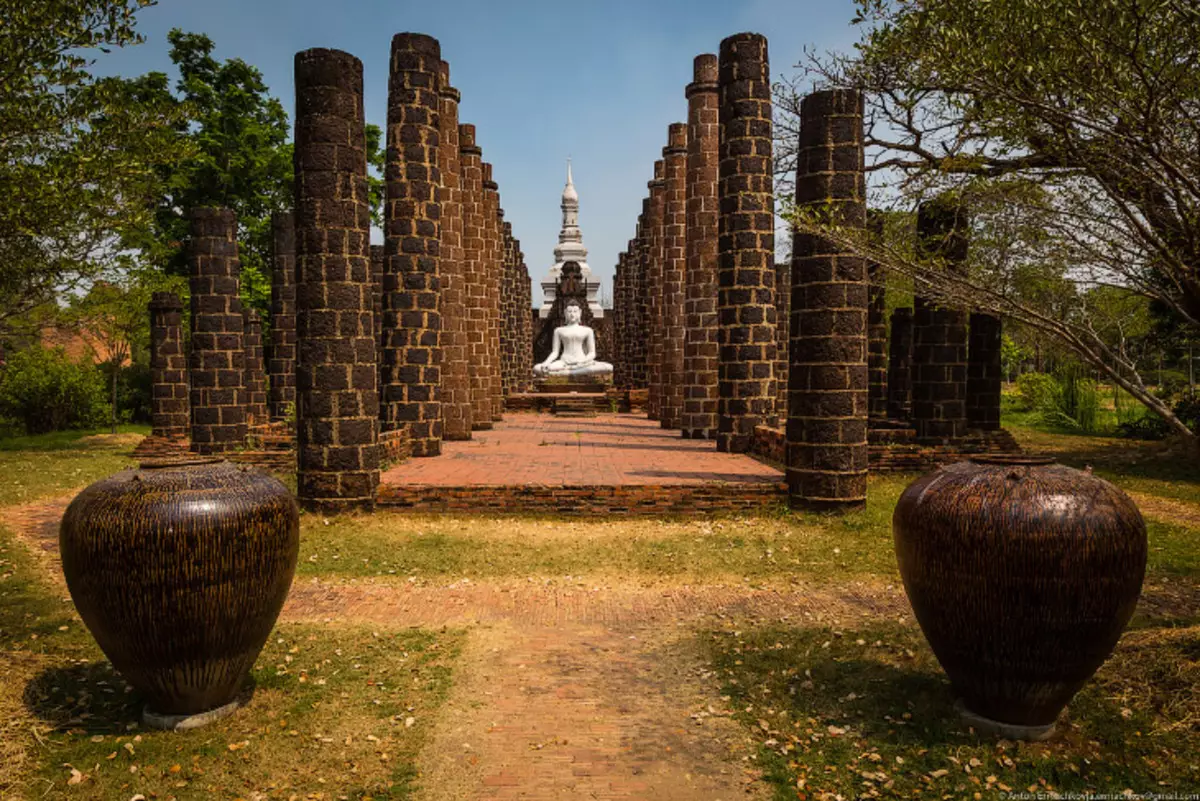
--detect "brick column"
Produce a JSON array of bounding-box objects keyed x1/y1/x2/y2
[
  {"x1": 371, "y1": 244, "x2": 384, "y2": 414},
  {"x1": 293, "y1": 47, "x2": 379, "y2": 511},
  {"x1": 646, "y1": 160, "x2": 666, "y2": 421},
  {"x1": 381, "y1": 33, "x2": 442, "y2": 456},
  {"x1": 459, "y1": 124, "x2": 493, "y2": 428},
  {"x1": 243, "y1": 308, "x2": 269, "y2": 426},
  {"x1": 520, "y1": 259, "x2": 533, "y2": 392},
  {"x1": 788, "y1": 88, "x2": 868, "y2": 510},
  {"x1": 438, "y1": 62, "x2": 472, "y2": 439},
  {"x1": 629, "y1": 220, "x2": 649, "y2": 390},
  {"x1": 716, "y1": 33, "x2": 776, "y2": 454},
  {"x1": 268, "y1": 211, "x2": 296, "y2": 421},
  {"x1": 149, "y1": 292, "x2": 189, "y2": 440},
  {"x1": 867, "y1": 215, "x2": 889, "y2": 419},
  {"x1": 482, "y1": 162, "x2": 503, "y2": 420},
  {"x1": 967, "y1": 312, "x2": 1002, "y2": 430},
  {"x1": 886, "y1": 307, "x2": 913, "y2": 420},
  {"x1": 188, "y1": 207, "x2": 246, "y2": 454},
  {"x1": 661, "y1": 123, "x2": 688, "y2": 430},
  {"x1": 912, "y1": 198, "x2": 969, "y2": 444},
  {"x1": 500, "y1": 216, "x2": 516, "y2": 397}
]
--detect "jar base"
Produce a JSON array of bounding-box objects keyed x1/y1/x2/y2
[
  {"x1": 956, "y1": 701, "x2": 1057, "y2": 741},
  {"x1": 143, "y1": 698, "x2": 243, "y2": 731}
]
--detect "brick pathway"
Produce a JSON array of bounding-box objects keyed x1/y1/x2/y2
[{"x1": 379, "y1": 414, "x2": 784, "y2": 486}]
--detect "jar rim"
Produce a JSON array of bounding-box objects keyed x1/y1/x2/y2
[
  {"x1": 138, "y1": 456, "x2": 225, "y2": 470},
  {"x1": 969, "y1": 453, "x2": 1056, "y2": 466}
]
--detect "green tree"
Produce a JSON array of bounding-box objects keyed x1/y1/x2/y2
[
  {"x1": 786, "y1": 0, "x2": 1200, "y2": 445},
  {"x1": 124, "y1": 29, "x2": 293, "y2": 318},
  {"x1": 0, "y1": 0, "x2": 188, "y2": 340}
]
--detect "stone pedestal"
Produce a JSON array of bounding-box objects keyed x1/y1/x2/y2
[
  {"x1": 716, "y1": 33, "x2": 776, "y2": 453},
  {"x1": 293, "y1": 47, "x2": 379, "y2": 511},
  {"x1": 381, "y1": 33, "x2": 443, "y2": 456},
  {"x1": 149, "y1": 292, "x2": 189, "y2": 440},
  {"x1": 188, "y1": 207, "x2": 247, "y2": 454}
]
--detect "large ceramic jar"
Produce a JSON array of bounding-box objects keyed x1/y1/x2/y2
[
  {"x1": 60, "y1": 457, "x2": 299, "y2": 728},
  {"x1": 893, "y1": 455, "x2": 1146, "y2": 739}
]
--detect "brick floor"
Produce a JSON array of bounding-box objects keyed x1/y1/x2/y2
[{"x1": 379, "y1": 414, "x2": 784, "y2": 487}]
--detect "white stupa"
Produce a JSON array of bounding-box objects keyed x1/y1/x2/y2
[{"x1": 539, "y1": 159, "x2": 603, "y2": 318}]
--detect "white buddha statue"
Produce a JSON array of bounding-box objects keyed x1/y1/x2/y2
[{"x1": 534, "y1": 300, "x2": 613, "y2": 380}]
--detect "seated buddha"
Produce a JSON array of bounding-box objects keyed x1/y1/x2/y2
[{"x1": 533, "y1": 300, "x2": 613, "y2": 380}]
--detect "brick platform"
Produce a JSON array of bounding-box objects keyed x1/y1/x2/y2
[{"x1": 378, "y1": 414, "x2": 785, "y2": 514}]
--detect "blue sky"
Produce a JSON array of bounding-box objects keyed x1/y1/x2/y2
[{"x1": 93, "y1": 0, "x2": 864, "y2": 303}]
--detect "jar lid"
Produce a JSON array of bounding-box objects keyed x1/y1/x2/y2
[{"x1": 969, "y1": 454, "x2": 1056, "y2": 467}]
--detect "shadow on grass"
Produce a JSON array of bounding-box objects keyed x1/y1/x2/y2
[
  {"x1": 703, "y1": 621, "x2": 1200, "y2": 799},
  {"x1": 23, "y1": 661, "x2": 141, "y2": 735}
]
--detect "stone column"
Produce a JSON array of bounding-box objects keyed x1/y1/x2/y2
[
  {"x1": 867, "y1": 215, "x2": 889, "y2": 419},
  {"x1": 187, "y1": 207, "x2": 246, "y2": 454},
  {"x1": 371, "y1": 244, "x2": 384, "y2": 414},
  {"x1": 459, "y1": 124, "x2": 493, "y2": 428},
  {"x1": 482, "y1": 162, "x2": 503, "y2": 420},
  {"x1": 967, "y1": 312, "x2": 1002, "y2": 430},
  {"x1": 149, "y1": 292, "x2": 189, "y2": 440},
  {"x1": 268, "y1": 211, "x2": 296, "y2": 421},
  {"x1": 788, "y1": 88, "x2": 868, "y2": 511},
  {"x1": 887, "y1": 307, "x2": 914, "y2": 420},
  {"x1": 646, "y1": 161, "x2": 666, "y2": 421},
  {"x1": 661, "y1": 123, "x2": 688, "y2": 430},
  {"x1": 293, "y1": 47, "x2": 379, "y2": 511},
  {"x1": 381, "y1": 33, "x2": 442, "y2": 456},
  {"x1": 682, "y1": 59, "x2": 719, "y2": 437},
  {"x1": 520, "y1": 260, "x2": 533, "y2": 392},
  {"x1": 612, "y1": 251, "x2": 627, "y2": 388},
  {"x1": 716, "y1": 33, "x2": 776, "y2": 454},
  {"x1": 912, "y1": 198, "x2": 969, "y2": 444},
  {"x1": 243, "y1": 308, "x2": 269, "y2": 426},
  {"x1": 500, "y1": 216, "x2": 516, "y2": 397},
  {"x1": 437, "y1": 63, "x2": 472, "y2": 438}
]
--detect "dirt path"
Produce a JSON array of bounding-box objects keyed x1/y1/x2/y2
[{"x1": 1128, "y1": 491, "x2": 1200, "y2": 530}]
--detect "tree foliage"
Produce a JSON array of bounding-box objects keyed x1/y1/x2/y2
[
  {"x1": 785, "y1": 0, "x2": 1200, "y2": 443},
  {"x1": 0, "y1": 0, "x2": 188, "y2": 339}
]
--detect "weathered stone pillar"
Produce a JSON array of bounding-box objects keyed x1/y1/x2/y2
[
  {"x1": 437, "y1": 62, "x2": 472, "y2": 439},
  {"x1": 371, "y1": 244, "x2": 384, "y2": 415},
  {"x1": 716, "y1": 33, "x2": 776, "y2": 454},
  {"x1": 459, "y1": 124, "x2": 493, "y2": 428},
  {"x1": 293, "y1": 47, "x2": 379, "y2": 511},
  {"x1": 630, "y1": 207, "x2": 650, "y2": 390},
  {"x1": 912, "y1": 198, "x2": 969, "y2": 444},
  {"x1": 243, "y1": 308, "x2": 269, "y2": 426},
  {"x1": 661, "y1": 123, "x2": 688, "y2": 430},
  {"x1": 867, "y1": 215, "x2": 889, "y2": 419},
  {"x1": 787, "y1": 88, "x2": 868, "y2": 511},
  {"x1": 382, "y1": 33, "x2": 442, "y2": 456},
  {"x1": 646, "y1": 160, "x2": 666, "y2": 421},
  {"x1": 681, "y1": 54, "x2": 719, "y2": 439},
  {"x1": 149, "y1": 291, "x2": 189, "y2": 440},
  {"x1": 188, "y1": 207, "x2": 246, "y2": 454},
  {"x1": 967, "y1": 312, "x2": 1002, "y2": 430},
  {"x1": 268, "y1": 211, "x2": 296, "y2": 421},
  {"x1": 481, "y1": 162, "x2": 503, "y2": 420},
  {"x1": 887, "y1": 307, "x2": 914, "y2": 420},
  {"x1": 500, "y1": 216, "x2": 516, "y2": 397},
  {"x1": 613, "y1": 251, "x2": 629, "y2": 388}
]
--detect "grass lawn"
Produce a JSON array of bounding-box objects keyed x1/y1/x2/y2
[{"x1": 0, "y1": 417, "x2": 1197, "y2": 799}]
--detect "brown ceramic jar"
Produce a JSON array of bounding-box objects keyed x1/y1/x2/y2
[
  {"x1": 893, "y1": 454, "x2": 1146, "y2": 738},
  {"x1": 60, "y1": 457, "x2": 299, "y2": 725}
]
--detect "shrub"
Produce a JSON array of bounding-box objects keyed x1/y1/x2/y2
[
  {"x1": 0, "y1": 346, "x2": 110, "y2": 434},
  {"x1": 1042, "y1": 368, "x2": 1101, "y2": 434},
  {"x1": 1015, "y1": 372, "x2": 1056, "y2": 411}
]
